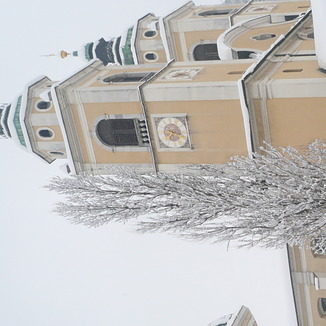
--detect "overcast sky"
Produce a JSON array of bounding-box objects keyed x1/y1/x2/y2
[{"x1": 0, "y1": 1, "x2": 297, "y2": 325}]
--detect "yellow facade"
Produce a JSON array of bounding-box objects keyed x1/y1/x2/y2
[
  {"x1": 5, "y1": 1, "x2": 326, "y2": 325},
  {"x1": 289, "y1": 245, "x2": 326, "y2": 326}
]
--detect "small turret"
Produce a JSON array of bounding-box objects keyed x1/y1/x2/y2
[
  {"x1": 59, "y1": 37, "x2": 121, "y2": 66},
  {"x1": 0, "y1": 103, "x2": 9, "y2": 138}
]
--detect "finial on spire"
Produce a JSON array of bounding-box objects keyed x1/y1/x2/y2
[{"x1": 40, "y1": 50, "x2": 73, "y2": 59}]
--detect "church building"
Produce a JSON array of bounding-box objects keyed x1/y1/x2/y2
[
  {"x1": 2, "y1": 0, "x2": 323, "y2": 175},
  {"x1": 2, "y1": 2, "x2": 326, "y2": 325}
]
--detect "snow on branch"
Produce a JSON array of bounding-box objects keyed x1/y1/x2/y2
[{"x1": 45, "y1": 140, "x2": 326, "y2": 251}]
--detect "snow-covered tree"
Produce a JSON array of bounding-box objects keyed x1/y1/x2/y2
[{"x1": 46, "y1": 141, "x2": 326, "y2": 251}]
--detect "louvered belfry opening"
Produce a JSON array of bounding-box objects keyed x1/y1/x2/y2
[
  {"x1": 193, "y1": 44, "x2": 220, "y2": 61},
  {"x1": 96, "y1": 119, "x2": 139, "y2": 146}
]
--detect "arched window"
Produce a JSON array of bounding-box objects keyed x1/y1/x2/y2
[
  {"x1": 144, "y1": 30, "x2": 157, "y2": 38},
  {"x1": 144, "y1": 52, "x2": 158, "y2": 61},
  {"x1": 103, "y1": 72, "x2": 154, "y2": 83},
  {"x1": 38, "y1": 128, "x2": 54, "y2": 139},
  {"x1": 193, "y1": 44, "x2": 220, "y2": 61},
  {"x1": 198, "y1": 9, "x2": 232, "y2": 16},
  {"x1": 36, "y1": 101, "x2": 51, "y2": 111},
  {"x1": 252, "y1": 33, "x2": 276, "y2": 41},
  {"x1": 96, "y1": 119, "x2": 139, "y2": 146}
]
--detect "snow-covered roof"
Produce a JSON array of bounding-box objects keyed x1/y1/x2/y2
[
  {"x1": 217, "y1": 14, "x2": 272, "y2": 60},
  {"x1": 159, "y1": 16, "x2": 172, "y2": 62},
  {"x1": 1, "y1": 104, "x2": 12, "y2": 138},
  {"x1": 20, "y1": 75, "x2": 48, "y2": 153},
  {"x1": 131, "y1": 13, "x2": 156, "y2": 65},
  {"x1": 7, "y1": 95, "x2": 27, "y2": 151}
]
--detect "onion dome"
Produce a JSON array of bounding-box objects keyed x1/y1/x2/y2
[
  {"x1": 59, "y1": 29, "x2": 137, "y2": 66},
  {"x1": 73, "y1": 38, "x2": 118, "y2": 65}
]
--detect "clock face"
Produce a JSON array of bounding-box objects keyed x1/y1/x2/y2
[{"x1": 157, "y1": 117, "x2": 188, "y2": 148}]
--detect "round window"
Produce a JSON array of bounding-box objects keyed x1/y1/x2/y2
[
  {"x1": 38, "y1": 128, "x2": 54, "y2": 139},
  {"x1": 36, "y1": 101, "x2": 51, "y2": 111},
  {"x1": 144, "y1": 30, "x2": 157, "y2": 38},
  {"x1": 144, "y1": 52, "x2": 158, "y2": 61},
  {"x1": 252, "y1": 33, "x2": 276, "y2": 41}
]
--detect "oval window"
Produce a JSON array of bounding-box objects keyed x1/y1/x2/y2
[
  {"x1": 198, "y1": 9, "x2": 232, "y2": 16},
  {"x1": 144, "y1": 30, "x2": 156, "y2": 38},
  {"x1": 36, "y1": 101, "x2": 51, "y2": 111},
  {"x1": 252, "y1": 33, "x2": 276, "y2": 41},
  {"x1": 145, "y1": 52, "x2": 158, "y2": 61},
  {"x1": 38, "y1": 128, "x2": 54, "y2": 139}
]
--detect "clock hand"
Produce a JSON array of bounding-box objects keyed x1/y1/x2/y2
[
  {"x1": 168, "y1": 131, "x2": 186, "y2": 139},
  {"x1": 165, "y1": 131, "x2": 173, "y2": 140}
]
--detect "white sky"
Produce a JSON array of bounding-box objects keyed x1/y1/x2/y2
[{"x1": 0, "y1": 1, "x2": 297, "y2": 325}]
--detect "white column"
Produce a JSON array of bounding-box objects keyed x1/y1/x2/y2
[{"x1": 310, "y1": 0, "x2": 326, "y2": 70}]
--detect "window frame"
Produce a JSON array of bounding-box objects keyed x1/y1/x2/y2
[
  {"x1": 92, "y1": 114, "x2": 150, "y2": 152},
  {"x1": 318, "y1": 298, "x2": 326, "y2": 317},
  {"x1": 35, "y1": 101, "x2": 52, "y2": 112},
  {"x1": 144, "y1": 52, "x2": 158, "y2": 62},
  {"x1": 251, "y1": 33, "x2": 277, "y2": 41},
  {"x1": 37, "y1": 127, "x2": 55, "y2": 140},
  {"x1": 193, "y1": 43, "x2": 220, "y2": 61},
  {"x1": 103, "y1": 72, "x2": 155, "y2": 84},
  {"x1": 96, "y1": 118, "x2": 140, "y2": 147},
  {"x1": 198, "y1": 9, "x2": 233, "y2": 17},
  {"x1": 143, "y1": 30, "x2": 157, "y2": 38}
]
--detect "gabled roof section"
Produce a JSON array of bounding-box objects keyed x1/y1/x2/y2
[
  {"x1": 22, "y1": 75, "x2": 55, "y2": 163},
  {"x1": 242, "y1": 10, "x2": 312, "y2": 85},
  {"x1": 163, "y1": 1, "x2": 194, "y2": 22},
  {"x1": 162, "y1": 1, "x2": 195, "y2": 60},
  {"x1": 132, "y1": 13, "x2": 155, "y2": 64},
  {"x1": 238, "y1": 11, "x2": 313, "y2": 152},
  {"x1": 7, "y1": 75, "x2": 47, "y2": 153},
  {"x1": 51, "y1": 60, "x2": 103, "y2": 174},
  {"x1": 217, "y1": 14, "x2": 272, "y2": 60}
]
